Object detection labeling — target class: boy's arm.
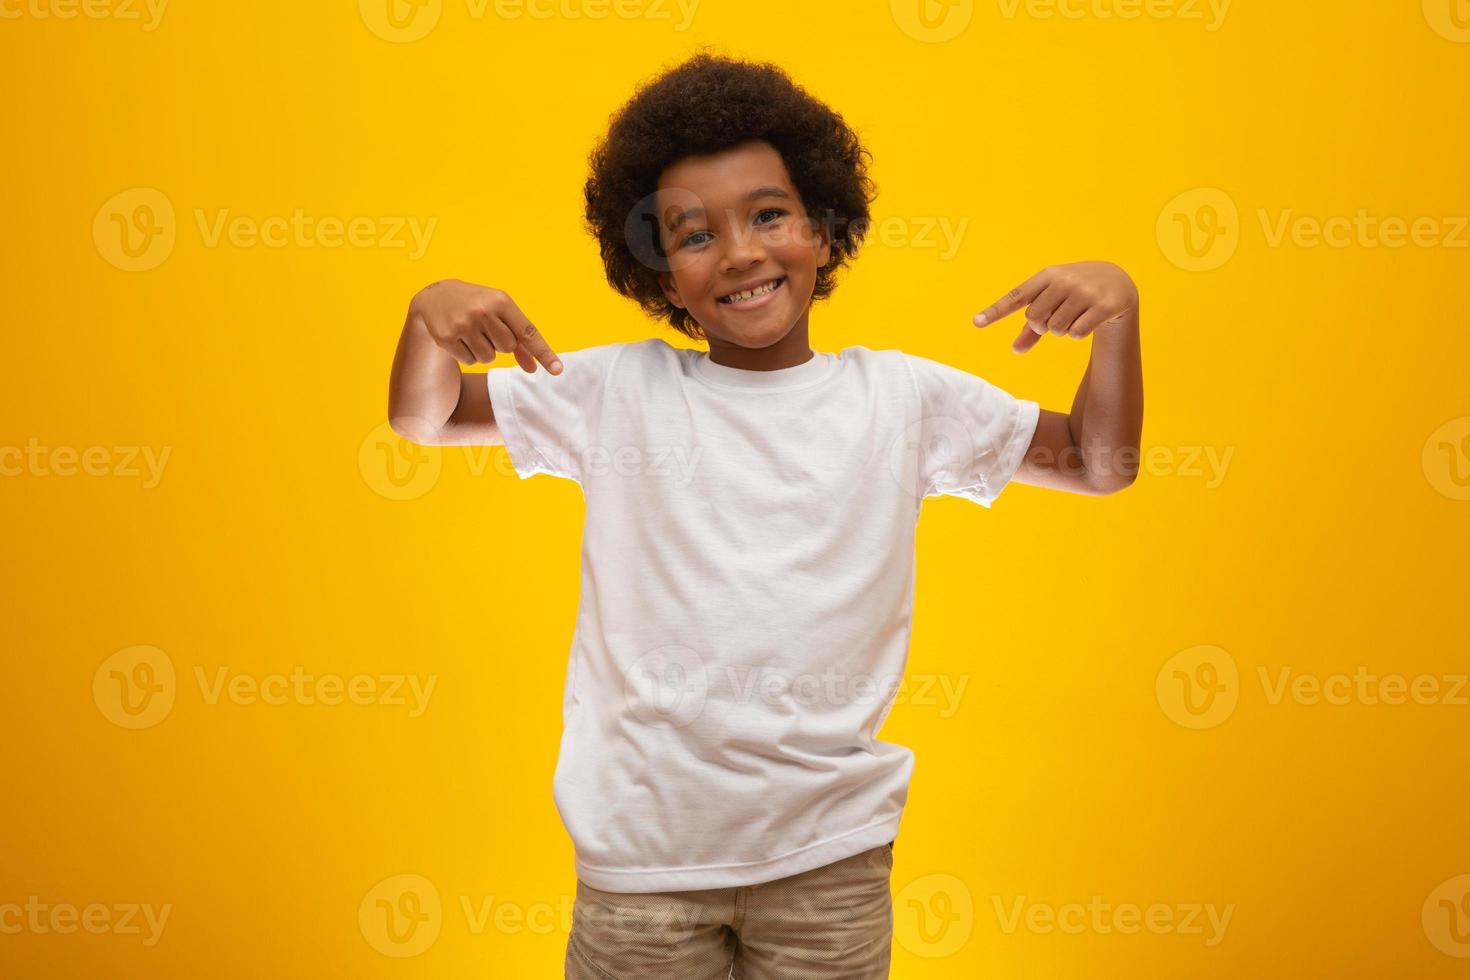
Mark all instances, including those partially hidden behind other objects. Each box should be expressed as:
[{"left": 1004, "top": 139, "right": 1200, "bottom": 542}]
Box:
[
  {"left": 387, "top": 279, "right": 562, "bottom": 446},
  {"left": 974, "top": 262, "right": 1144, "bottom": 495}
]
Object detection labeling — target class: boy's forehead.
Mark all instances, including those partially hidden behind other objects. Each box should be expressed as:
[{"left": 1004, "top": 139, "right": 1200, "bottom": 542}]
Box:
[{"left": 655, "top": 140, "right": 794, "bottom": 205}]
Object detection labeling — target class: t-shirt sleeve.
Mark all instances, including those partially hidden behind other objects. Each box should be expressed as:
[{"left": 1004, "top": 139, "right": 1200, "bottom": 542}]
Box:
[
  {"left": 902, "top": 352, "right": 1041, "bottom": 507},
  {"left": 485, "top": 342, "right": 626, "bottom": 484}
]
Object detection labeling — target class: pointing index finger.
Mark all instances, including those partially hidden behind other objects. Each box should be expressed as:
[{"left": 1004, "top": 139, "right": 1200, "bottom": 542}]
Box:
[
  {"left": 497, "top": 295, "right": 563, "bottom": 374},
  {"left": 973, "top": 269, "right": 1051, "bottom": 327}
]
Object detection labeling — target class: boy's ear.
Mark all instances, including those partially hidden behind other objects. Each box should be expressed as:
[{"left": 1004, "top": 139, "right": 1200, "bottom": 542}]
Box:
[
  {"left": 816, "top": 221, "right": 833, "bottom": 269},
  {"left": 658, "top": 270, "right": 686, "bottom": 309}
]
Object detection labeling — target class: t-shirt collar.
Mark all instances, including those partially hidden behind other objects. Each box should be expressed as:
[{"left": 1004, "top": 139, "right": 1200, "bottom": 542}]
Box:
[{"left": 691, "top": 348, "right": 836, "bottom": 392}]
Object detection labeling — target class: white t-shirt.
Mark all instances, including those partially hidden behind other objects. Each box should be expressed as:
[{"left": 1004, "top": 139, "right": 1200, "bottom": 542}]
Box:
[{"left": 486, "top": 336, "right": 1040, "bottom": 893}]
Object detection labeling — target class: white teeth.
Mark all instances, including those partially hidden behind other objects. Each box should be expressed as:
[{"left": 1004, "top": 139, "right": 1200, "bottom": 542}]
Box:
[{"left": 722, "top": 278, "right": 781, "bottom": 303}]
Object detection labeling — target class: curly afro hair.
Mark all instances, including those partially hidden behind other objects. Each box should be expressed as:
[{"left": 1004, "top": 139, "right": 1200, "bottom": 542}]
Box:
[{"left": 583, "top": 50, "right": 877, "bottom": 341}]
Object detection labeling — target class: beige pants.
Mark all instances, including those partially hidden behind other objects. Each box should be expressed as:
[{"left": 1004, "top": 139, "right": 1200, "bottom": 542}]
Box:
[{"left": 565, "top": 841, "right": 895, "bottom": 979}]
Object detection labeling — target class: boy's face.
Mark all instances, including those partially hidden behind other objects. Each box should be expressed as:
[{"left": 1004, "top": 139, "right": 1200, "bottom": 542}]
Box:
[{"left": 653, "top": 140, "right": 831, "bottom": 350}]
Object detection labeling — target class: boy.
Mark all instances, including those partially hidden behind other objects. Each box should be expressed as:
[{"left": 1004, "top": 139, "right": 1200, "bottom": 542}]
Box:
[{"left": 387, "top": 52, "right": 1142, "bottom": 980}]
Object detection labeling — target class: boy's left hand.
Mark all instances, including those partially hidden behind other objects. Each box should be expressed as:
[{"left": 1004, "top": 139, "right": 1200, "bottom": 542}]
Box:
[{"left": 973, "top": 261, "right": 1138, "bottom": 354}]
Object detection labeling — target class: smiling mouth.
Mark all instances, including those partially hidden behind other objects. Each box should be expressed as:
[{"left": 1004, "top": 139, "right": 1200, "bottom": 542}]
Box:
[{"left": 718, "top": 276, "right": 786, "bottom": 306}]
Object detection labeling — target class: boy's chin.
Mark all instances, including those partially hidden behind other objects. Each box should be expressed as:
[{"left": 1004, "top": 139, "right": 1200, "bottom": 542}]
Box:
[{"left": 701, "top": 312, "right": 802, "bottom": 350}]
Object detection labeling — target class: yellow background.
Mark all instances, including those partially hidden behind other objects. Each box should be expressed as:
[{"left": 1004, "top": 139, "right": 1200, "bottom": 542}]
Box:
[{"left": 3, "top": 0, "right": 1468, "bottom": 976}]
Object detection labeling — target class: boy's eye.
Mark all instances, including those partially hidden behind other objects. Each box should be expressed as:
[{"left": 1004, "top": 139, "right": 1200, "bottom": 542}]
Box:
[{"left": 679, "top": 209, "right": 786, "bottom": 248}]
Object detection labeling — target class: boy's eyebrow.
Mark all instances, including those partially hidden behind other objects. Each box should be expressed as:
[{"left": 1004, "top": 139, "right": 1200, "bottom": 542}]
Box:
[{"left": 666, "top": 186, "right": 791, "bottom": 231}]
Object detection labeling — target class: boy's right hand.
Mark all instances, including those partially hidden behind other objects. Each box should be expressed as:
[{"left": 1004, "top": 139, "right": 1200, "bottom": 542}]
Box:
[{"left": 408, "top": 279, "right": 563, "bottom": 374}]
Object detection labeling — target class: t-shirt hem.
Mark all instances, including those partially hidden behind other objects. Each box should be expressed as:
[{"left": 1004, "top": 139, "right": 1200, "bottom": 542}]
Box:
[{"left": 572, "top": 814, "right": 902, "bottom": 893}]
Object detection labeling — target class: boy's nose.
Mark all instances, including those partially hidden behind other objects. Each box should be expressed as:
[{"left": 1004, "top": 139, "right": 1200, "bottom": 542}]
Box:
[{"left": 721, "top": 231, "right": 768, "bottom": 272}]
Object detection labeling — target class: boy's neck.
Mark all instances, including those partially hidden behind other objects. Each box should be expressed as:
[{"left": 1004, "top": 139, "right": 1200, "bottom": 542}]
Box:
[{"left": 704, "top": 318, "right": 816, "bottom": 372}]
